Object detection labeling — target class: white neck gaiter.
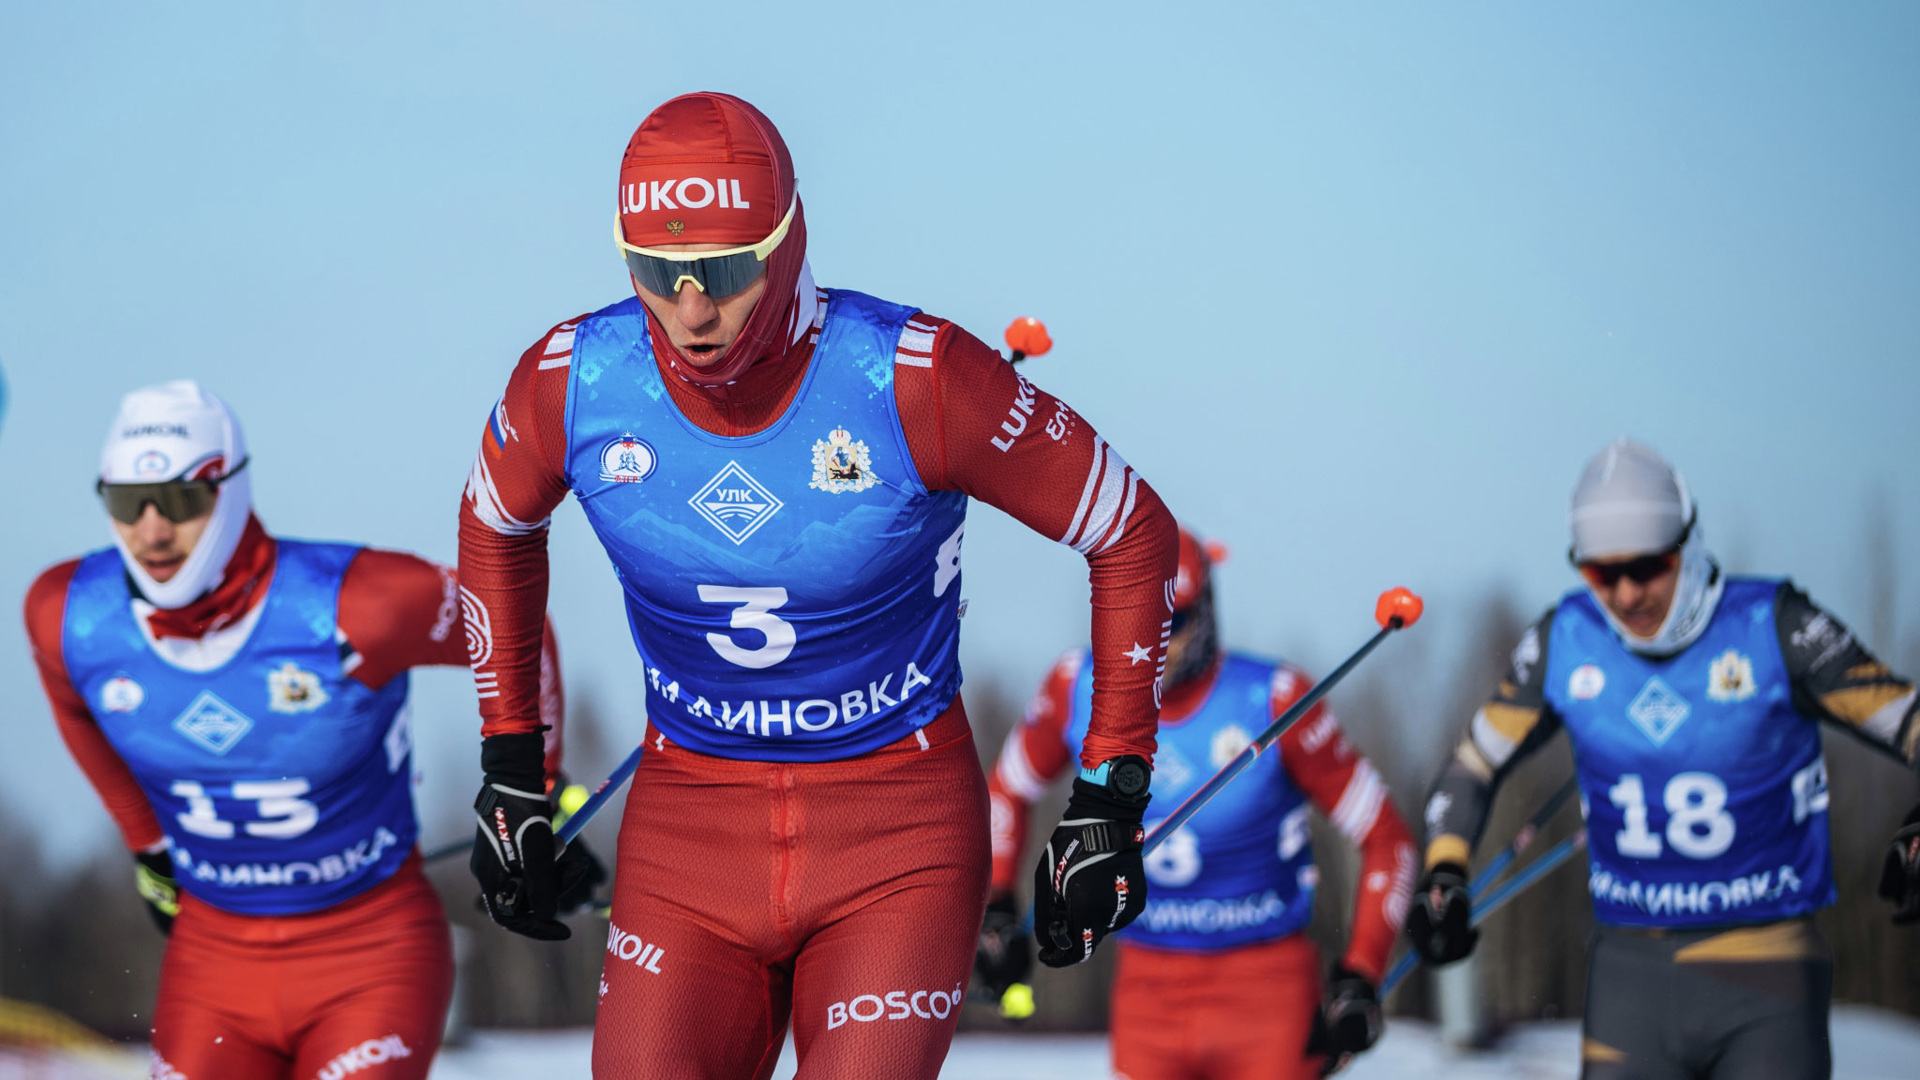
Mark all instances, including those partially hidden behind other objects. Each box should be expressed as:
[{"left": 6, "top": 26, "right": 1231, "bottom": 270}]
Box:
[{"left": 1592, "top": 526, "right": 1725, "bottom": 658}]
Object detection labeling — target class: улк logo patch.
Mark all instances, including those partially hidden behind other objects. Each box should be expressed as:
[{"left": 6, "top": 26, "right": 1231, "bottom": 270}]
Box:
[
  {"left": 173, "top": 691, "right": 254, "bottom": 755},
  {"left": 1626, "top": 676, "right": 1691, "bottom": 747},
  {"left": 810, "top": 428, "right": 879, "bottom": 494},
  {"left": 267, "top": 662, "right": 330, "bottom": 714},
  {"left": 1707, "top": 649, "right": 1757, "bottom": 703},
  {"left": 689, "top": 460, "right": 783, "bottom": 544},
  {"left": 599, "top": 434, "right": 658, "bottom": 484}
]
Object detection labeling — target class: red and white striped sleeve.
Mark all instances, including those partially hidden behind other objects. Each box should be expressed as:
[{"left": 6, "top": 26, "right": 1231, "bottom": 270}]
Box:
[
  {"left": 1273, "top": 665, "right": 1417, "bottom": 984},
  {"left": 456, "top": 317, "right": 584, "bottom": 742},
  {"left": 337, "top": 549, "right": 568, "bottom": 784},
  {"left": 894, "top": 320, "right": 1177, "bottom": 769},
  {"left": 986, "top": 650, "right": 1084, "bottom": 894}
]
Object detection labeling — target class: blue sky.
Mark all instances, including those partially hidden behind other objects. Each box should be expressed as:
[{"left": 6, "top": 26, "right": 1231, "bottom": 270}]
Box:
[{"left": 3, "top": 2, "right": 1917, "bottom": 861}]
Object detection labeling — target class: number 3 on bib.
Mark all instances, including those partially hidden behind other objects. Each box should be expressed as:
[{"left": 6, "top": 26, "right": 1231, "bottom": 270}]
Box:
[{"left": 699, "top": 585, "right": 796, "bottom": 669}]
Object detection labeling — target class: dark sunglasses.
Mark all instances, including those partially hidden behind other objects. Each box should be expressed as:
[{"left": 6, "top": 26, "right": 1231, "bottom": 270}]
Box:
[
  {"left": 1576, "top": 550, "right": 1679, "bottom": 589},
  {"left": 97, "top": 458, "right": 248, "bottom": 525}
]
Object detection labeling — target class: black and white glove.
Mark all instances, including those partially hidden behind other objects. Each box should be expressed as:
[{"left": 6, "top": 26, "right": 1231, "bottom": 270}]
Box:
[
  {"left": 974, "top": 893, "right": 1034, "bottom": 998},
  {"left": 1404, "top": 862, "right": 1478, "bottom": 965},
  {"left": 133, "top": 849, "right": 180, "bottom": 936},
  {"left": 1878, "top": 802, "right": 1920, "bottom": 925},
  {"left": 1033, "top": 757, "right": 1151, "bottom": 968},
  {"left": 471, "top": 733, "right": 597, "bottom": 941},
  {"left": 1305, "top": 963, "right": 1383, "bottom": 1075}
]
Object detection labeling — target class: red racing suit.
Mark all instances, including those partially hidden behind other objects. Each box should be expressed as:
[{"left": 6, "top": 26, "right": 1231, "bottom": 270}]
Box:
[
  {"left": 26, "top": 527, "right": 564, "bottom": 1080},
  {"left": 990, "top": 652, "right": 1417, "bottom": 1080},
  {"left": 459, "top": 299, "right": 1178, "bottom": 1078}
]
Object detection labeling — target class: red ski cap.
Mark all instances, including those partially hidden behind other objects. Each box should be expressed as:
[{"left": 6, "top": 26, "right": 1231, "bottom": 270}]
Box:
[
  {"left": 618, "top": 93, "right": 790, "bottom": 248},
  {"left": 1173, "top": 526, "right": 1229, "bottom": 611}
]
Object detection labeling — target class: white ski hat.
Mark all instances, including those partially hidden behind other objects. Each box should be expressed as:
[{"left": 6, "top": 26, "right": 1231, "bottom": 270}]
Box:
[
  {"left": 1568, "top": 438, "right": 1692, "bottom": 562},
  {"left": 99, "top": 381, "right": 253, "bottom": 608}
]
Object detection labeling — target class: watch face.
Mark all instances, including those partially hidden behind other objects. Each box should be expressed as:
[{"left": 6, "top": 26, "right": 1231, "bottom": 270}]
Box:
[{"left": 1111, "top": 758, "right": 1150, "bottom": 799}]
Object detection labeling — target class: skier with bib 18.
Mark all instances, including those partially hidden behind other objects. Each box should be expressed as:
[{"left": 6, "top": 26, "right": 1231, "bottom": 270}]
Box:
[
  {"left": 456, "top": 92, "right": 1178, "bottom": 1077},
  {"left": 24, "top": 382, "right": 579, "bottom": 1080},
  {"left": 1407, "top": 438, "right": 1920, "bottom": 1080},
  {"left": 979, "top": 526, "right": 1417, "bottom": 1078}
]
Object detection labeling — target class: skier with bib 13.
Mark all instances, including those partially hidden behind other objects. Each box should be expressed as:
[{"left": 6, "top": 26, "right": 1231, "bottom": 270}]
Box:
[
  {"left": 25, "top": 382, "right": 576, "bottom": 1080},
  {"left": 1407, "top": 438, "right": 1920, "bottom": 1080},
  {"left": 457, "top": 92, "right": 1179, "bottom": 1077}
]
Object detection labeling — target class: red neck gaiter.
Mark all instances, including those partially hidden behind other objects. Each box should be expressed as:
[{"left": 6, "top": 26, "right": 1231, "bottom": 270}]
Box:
[
  {"left": 143, "top": 515, "right": 277, "bottom": 640},
  {"left": 619, "top": 92, "right": 811, "bottom": 414}
]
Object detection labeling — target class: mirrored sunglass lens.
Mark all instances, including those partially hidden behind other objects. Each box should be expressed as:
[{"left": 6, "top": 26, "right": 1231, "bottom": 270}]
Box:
[
  {"left": 697, "top": 252, "right": 767, "bottom": 298},
  {"left": 623, "top": 250, "right": 766, "bottom": 301},
  {"left": 99, "top": 483, "right": 217, "bottom": 524},
  {"left": 623, "top": 251, "right": 683, "bottom": 298},
  {"left": 1623, "top": 554, "right": 1676, "bottom": 582},
  {"left": 1580, "top": 553, "right": 1675, "bottom": 588}
]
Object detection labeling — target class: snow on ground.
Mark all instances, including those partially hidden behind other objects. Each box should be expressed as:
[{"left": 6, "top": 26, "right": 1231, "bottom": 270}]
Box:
[
  {"left": 420, "top": 1005, "right": 1920, "bottom": 1078},
  {"left": 14, "top": 1005, "right": 1914, "bottom": 1078}
]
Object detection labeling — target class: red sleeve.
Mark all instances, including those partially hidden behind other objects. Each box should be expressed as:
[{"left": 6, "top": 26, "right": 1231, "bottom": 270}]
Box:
[
  {"left": 896, "top": 319, "right": 1177, "bottom": 770},
  {"left": 1273, "top": 665, "right": 1417, "bottom": 984},
  {"left": 986, "top": 650, "right": 1084, "bottom": 895},
  {"left": 457, "top": 318, "right": 584, "bottom": 746},
  {"left": 339, "top": 549, "right": 568, "bottom": 783},
  {"left": 24, "top": 562, "right": 166, "bottom": 853}
]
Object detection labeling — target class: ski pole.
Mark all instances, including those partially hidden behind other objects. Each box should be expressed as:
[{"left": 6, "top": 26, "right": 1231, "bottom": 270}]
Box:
[
  {"left": 1379, "top": 777, "right": 1580, "bottom": 997},
  {"left": 1379, "top": 828, "right": 1588, "bottom": 998},
  {"left": 556, "top": 744, "right": 643, "bottom": 845},
  {"left": 1468, "top": 778, "right": 1580, "bottom": 891},
  {"left": 992, "top": 588, "right": 1426, "bottom": 1021},
  {"left": 422, "top": 744, "right": 645, "bottom": 864},
  {"left": 1466, "top": 827, "right": 1587, "bottom": 930},
  {"left": 1142, "top": 587, "right": 1425, "bottom": 857}
]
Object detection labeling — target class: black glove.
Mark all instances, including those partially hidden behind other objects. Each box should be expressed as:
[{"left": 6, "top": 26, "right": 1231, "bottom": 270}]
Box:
[
  {"left": 1305, "top": 963, "right": 1383, "bottom": 1076},
  {"left": 471, "top": 733, "right": 593, "bottom": 941},
  {"left": 974, "top": 893, "right": 1033, "bottom": 998},
  {"left": 1878, "top": 802, "right": 1920, "bottom": 925},
  {"left": 1404, "top": 862, "right": 1478, "bottom": 965},
  {"left": 1034, "top": 770, "right": 1150, "bottom": 968},
  {"left": 133, "top": 849, "right": 179, "bottom": 936}
]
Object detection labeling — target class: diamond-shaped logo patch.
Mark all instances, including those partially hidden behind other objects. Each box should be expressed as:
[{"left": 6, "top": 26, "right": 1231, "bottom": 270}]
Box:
[
  {"left": 688, "top": 460, "right": 783, "bottom": 545},
  {"left": 173, "top": 691, "right": 254, "bottom": 756},
  {"left": 1154, "top": 744, "right": 1195, "bottom": 795},
  {"left": 1626, "top": 676, "right": 1690, "bottom": 747}
]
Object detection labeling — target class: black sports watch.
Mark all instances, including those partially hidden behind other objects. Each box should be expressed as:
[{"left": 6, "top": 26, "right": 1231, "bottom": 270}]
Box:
[{"left": 1079, "top": 754, "right": 1152, "bottom": 805}]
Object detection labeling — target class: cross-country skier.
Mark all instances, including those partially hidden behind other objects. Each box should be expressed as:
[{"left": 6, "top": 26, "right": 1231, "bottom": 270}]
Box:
[
  {"left": 980, "top": 526, "right": 1417, "bottom": 1078},
  {"left": 456, "top": 91, "right": 1178, "bottom": 1078},
  {"left": 1408, "top": 438, "right": 1920, "bottom": 1080},
  {"left": 25, "top": 381, "right": 582, "bottom": 1080}
]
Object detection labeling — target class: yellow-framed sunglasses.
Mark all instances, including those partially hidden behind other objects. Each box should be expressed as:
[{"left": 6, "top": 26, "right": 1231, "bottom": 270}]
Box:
[{"left": 615, "top": 196, "right": 797, "bottom": 300}]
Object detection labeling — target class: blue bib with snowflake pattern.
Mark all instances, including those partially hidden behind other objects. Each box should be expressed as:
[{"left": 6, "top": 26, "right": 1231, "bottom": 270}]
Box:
[
  {"left": 61, "top": 542, "right": 415, "bottom": 915},
  {"left": 1545, "top": 577, "right": 1832, "bottom": 928},
  {"left": 563, "top": 290, "right": 969, "bottom": 762}
]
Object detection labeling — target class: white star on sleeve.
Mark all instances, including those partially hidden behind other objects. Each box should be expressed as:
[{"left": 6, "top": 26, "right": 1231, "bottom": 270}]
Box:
[{"left": 1124, "top": 642, "right": 1152, "bottom": 665}]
